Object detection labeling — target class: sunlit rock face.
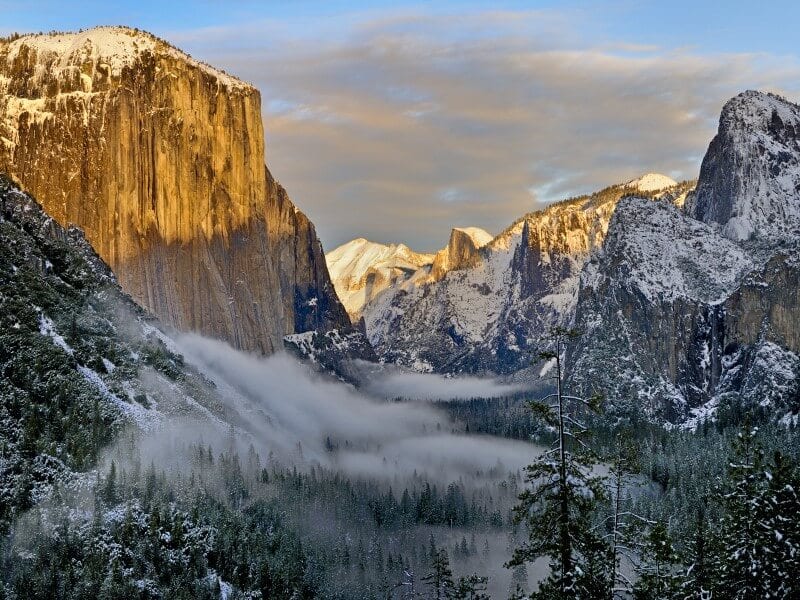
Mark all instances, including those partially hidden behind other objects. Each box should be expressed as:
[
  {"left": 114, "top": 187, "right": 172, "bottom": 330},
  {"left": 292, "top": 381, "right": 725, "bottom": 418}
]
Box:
[
  {"left": 429, "top": 227, "right": 492, "bottom": 281},
  {"left": 0, "top": 27, "right": 349, "bottom": 353},
  {"left": 362, "top": 178, "right": 690, "bottom": 374}
]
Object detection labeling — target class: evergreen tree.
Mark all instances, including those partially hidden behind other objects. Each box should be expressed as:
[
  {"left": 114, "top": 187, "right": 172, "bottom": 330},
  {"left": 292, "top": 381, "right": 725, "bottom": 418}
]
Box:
[
  {"left": 603, "top": 432, "right": 640, "bottom": 598},
  {"left": 677, "top": 507, "right": 714, "bottom": 600},
  {"left": 631, "top": 520, "right": 680, "bottom": 599},
  {"left": 453, "top": 574, "right": 490, "bottom": 600},
  {"left": 102, "top": 460, "right": 118, "bottom": 505},
  {"left": 421, "top": 548, "right": 454, "bottom": 600},
  {"left": 507, "top": 328, "right": 610, "bottom": 598},
  {"left": 716, "top": 424, "right": 769, "bottom": 598},
  {"left": 759, "top": 451, "right": 800, "bottom": 597}
]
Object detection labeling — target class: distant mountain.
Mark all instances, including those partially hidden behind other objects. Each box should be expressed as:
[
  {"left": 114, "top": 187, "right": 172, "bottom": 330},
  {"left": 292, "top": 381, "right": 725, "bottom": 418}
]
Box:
[
  {"left": 0, "top": 27, "right": 350, "bottom": 354},
  {"left": 624, "top": 172, "right": 678, "bottom": 192},
  {"left": 568, "top": 91, "right": 800, "bottom": 426},
  {"left": 359, "top": 175, "right": 690, "bottom": 374},
  {"left": 326, "top": 238, "right": 434, "bottom": 320}
]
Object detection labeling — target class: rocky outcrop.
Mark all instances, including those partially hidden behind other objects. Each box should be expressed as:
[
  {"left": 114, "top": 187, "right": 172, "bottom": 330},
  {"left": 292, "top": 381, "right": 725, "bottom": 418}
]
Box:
[
  {"left": 686, "top": 91, "right": 800, "bottom": 243},
  {"left": 284, "top": 328, "right": 378, "bottom": 382},
  {"left": 430, "top": 227, "right": 492, "bottom": 281},
  {"left": 567, "top": 92, "right": 800, "bottom": 425},
  {"left": 0, "top": 27, "right": 350, "bottom": 353},
  {"left": 363, "top": 178, "right": 691, "bottom": 374}
]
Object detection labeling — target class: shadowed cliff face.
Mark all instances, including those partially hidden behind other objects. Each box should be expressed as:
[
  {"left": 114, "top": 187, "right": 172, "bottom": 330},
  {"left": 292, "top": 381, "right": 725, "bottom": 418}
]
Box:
[
  {"left": 686, "top": 90, "right": 800, "bottom": 243},
  {"left": 566, "top": 93, "right": 800, "bottom": 425},
  {"left": 0, "top": 27, "right": 349, "bottom": 353}
]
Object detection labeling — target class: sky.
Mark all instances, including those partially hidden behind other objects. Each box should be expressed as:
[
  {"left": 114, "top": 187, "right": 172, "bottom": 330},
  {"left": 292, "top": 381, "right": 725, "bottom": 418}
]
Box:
[{"left": 3, "top": 1, "right": 800, "bottom": 252}]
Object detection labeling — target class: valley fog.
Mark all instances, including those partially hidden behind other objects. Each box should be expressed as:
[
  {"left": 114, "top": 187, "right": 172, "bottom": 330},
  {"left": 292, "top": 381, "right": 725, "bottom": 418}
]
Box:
[
  {"left": 86, "top": 333, "right": 548, "bottom": 596},
  {"left": 173, "top": 333, "right": 542, "bottom": 483}
]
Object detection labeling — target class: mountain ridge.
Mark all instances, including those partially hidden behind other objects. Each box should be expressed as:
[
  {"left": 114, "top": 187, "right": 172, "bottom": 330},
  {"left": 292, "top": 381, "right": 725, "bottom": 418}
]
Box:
[{"left": 357, "top": 175, "right": 691, "bottom": 374}]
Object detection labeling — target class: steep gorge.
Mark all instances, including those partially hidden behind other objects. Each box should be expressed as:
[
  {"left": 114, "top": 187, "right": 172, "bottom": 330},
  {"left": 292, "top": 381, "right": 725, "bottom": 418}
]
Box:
[{"left": 0, "top": 27, "right": 349, "bottom": 353}]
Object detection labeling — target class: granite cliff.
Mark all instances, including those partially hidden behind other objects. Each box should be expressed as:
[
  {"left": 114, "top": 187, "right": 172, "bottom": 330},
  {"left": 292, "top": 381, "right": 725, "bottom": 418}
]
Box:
[
  {"left": 359, "top": 176, "right": 687, "bottom": 374},
  {"left": 0, "top": 27, "right": 350, "bottom": 353},
  {"left": 568, "top": 92, "right": 800, "bottom": 425}
]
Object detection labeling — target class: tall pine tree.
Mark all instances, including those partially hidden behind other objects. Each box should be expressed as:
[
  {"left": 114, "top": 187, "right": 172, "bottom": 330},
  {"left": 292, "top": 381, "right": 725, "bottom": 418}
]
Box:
[{"left": 507, "top": 327, "right": 610, "bottom": 599}]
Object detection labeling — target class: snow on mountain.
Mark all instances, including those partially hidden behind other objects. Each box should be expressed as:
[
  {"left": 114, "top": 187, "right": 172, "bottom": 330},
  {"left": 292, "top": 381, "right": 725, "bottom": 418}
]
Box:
[
  {"left": 453, "top": 227, "right": 493, "bottom": 246},
  {"left": 2, "top": 26, "right": 249, "bottom": 89},
  {"left": 624, "top": 172, "right": 678, "bottom": 192},
  {"left": 588, "top": 196, "right": 755, "bottom": 303},
  {"left": 686, "top": 91, "right": 800, "bottom": 243},
  {"left": 362, "top": 179, "right": 691, "bottom": 374},
  {"left": 326, "top": 238, "right": 434, "bottom": 320},
  {"left": 0, "top": 175, "right": 247, "bottom": 509},
  {"left": 568, "top": 91, "right": 800, "bottom": 425}
]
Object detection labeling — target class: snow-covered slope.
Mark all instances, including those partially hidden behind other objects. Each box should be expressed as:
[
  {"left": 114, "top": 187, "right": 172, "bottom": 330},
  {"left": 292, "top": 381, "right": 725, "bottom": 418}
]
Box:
[
  {"left": 0, "top": 175, "right": 241, "bottom": 510},
  {"left": 686, "top": 91, "right": 800, "bottom": 243},
  {"left": 326, "top": 238, "right": 434, "bottom": 320},
  {"left": 568, "top": 92, "right": 800, "bottom": 425},
  {"left": 586, "top": 196, "right": 754, "bottom": 303},
  {"left": 624, "top": 172, "right": 678, "bottom": 192},
  {"left": 363, "top": 179, "right": 692, "bottom": 373}
]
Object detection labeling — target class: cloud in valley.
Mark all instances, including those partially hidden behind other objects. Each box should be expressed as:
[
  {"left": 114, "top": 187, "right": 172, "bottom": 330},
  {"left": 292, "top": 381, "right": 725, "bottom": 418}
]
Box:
[
  {"left": 360, "top": 366, "right": 525, "bottom": 400},
  {"left": 166, "top": 334, "right": 539, "bottom": 481}
]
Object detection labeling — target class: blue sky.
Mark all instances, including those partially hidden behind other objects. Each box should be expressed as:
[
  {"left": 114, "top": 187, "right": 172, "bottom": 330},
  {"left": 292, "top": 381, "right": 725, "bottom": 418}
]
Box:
[
  {"left": 3, "top": 1, "right": 800, "bottom": 250},
  {"left": 4, "top": 1, "right": 798, "bottom": 56}
]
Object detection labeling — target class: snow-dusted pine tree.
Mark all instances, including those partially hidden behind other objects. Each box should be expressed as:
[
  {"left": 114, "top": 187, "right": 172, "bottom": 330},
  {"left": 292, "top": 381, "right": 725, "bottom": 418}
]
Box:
[{"left": 507, "top": 327, "right": 610, "bottom": 599}]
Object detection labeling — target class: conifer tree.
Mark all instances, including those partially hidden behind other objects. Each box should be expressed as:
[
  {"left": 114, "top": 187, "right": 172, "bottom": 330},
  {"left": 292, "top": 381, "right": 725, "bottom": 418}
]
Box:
[
  {"left": 102, "top": 460, "right": 118, "bottom": 505},
  {"left": 507, "top": 327, "right": 610, "bottom": 599},
  {"left": 453, "top": 574, "right": 490, "bottom": 600},
  {"left": 677, "top": 506, "right": 714, "bottom": 600},
  {"left": 716, "top": 424, "right": 769, "bottom": 598},
  {"left": 422, "top": 547, "right": 454, "bottom": 600},
  {"left": 759, "top": 450, "right": 800, "bottom": 597},
  {"left": 631, "top": 520, "right": 680, "bottom": 599},
  {"left": 602, "top": 432, "right": 641, "bottom": 598}
]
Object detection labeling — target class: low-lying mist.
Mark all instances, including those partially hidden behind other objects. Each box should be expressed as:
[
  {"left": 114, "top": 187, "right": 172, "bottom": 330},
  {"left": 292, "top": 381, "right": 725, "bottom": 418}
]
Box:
[
  {"left": 171, "top": 333, "right": 542, "bottom": 483},
  {"left": 20, "top": 332, "right": 546, "bottom": 597},
  {"left": 356, "top": 362, "right": 527, "bottom": 401}
]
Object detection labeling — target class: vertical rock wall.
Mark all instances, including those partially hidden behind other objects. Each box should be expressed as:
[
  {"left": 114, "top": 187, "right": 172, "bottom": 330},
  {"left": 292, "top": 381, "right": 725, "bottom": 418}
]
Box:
[{"left": 0, "top": 27, "right": 349, "bottom": 353}]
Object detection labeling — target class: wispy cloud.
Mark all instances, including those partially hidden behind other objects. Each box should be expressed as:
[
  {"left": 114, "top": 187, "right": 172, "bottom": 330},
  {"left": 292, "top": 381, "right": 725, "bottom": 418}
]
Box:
[{"left": 169, "top": 10, "right": 800, "bottom": 252}]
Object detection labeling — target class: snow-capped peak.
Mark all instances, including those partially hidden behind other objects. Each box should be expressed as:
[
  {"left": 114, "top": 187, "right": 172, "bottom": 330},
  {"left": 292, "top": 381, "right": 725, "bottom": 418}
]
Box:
[
  {"left": 3, "top": 26, "right": 250, "bottom": 90},
  {"left": 326, "top": 238, "right": 434, "bottom": 320},
  {"left": 624, "top": 173, "right": 678, "bottom": 192}
]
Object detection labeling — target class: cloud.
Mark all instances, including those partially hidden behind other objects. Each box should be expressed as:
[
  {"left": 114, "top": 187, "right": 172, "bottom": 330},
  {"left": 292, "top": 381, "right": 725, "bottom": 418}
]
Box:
[
  {"left": 170, "top": 333, "right": 539, "bottom": 481},
  {"left": 361, "top": 367, "right": 525, "bottom": 401},
  {"left": 168, "top": 10, "right": 800, "bottom": 252}
]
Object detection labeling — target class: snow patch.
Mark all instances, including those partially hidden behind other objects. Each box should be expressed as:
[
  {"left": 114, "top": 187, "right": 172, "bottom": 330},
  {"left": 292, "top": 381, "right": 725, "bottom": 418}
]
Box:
[{"left": 38, "top": 312, "right": 74, "bottom": 355}]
